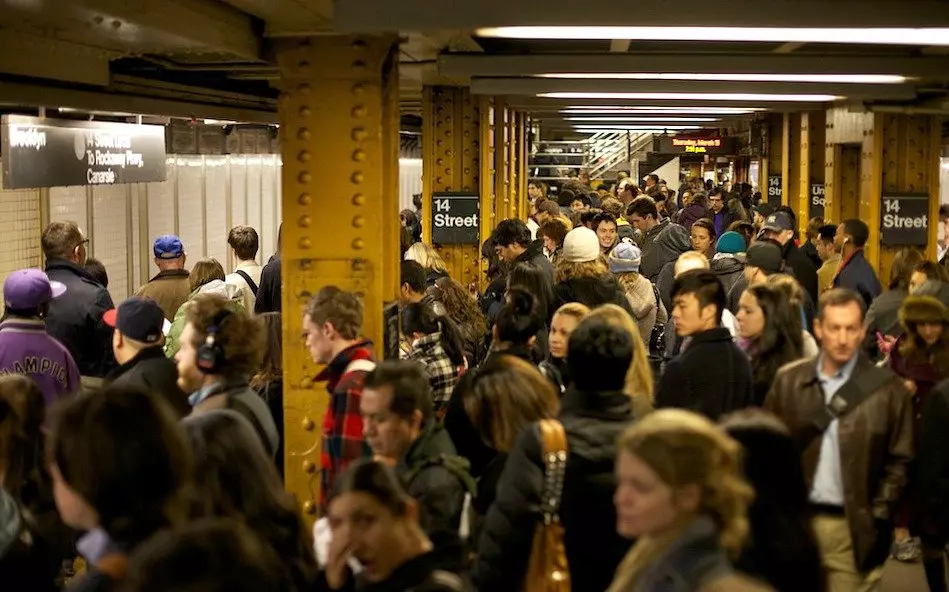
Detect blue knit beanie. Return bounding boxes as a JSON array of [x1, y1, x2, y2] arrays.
[[716, 231, 746, 255]]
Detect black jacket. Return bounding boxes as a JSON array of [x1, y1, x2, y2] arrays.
[[918, 378, 949, 546], [834, 249, 883, 310], [782, 241, 819, 304], [255, 256, 281, 314], [473, 387, 634, 592], [104, 347, 190, 417], [801, 240, 823, 271], [640, 223, 690, 282], [516, 240, 555, 285], [555, 275, 636, 318], [0, 488, 56, 592], [44, 259, 116, 378], [656, 327, 755, 420], [254, 378, 285, 479], [710, 255, 747, 313], [399, 425, 469, 538]]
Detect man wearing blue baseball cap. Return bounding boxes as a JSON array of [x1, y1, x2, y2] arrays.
[[136, 234, 191, 321], [103, 296, 189, 417], [0, 268, 81, 404]]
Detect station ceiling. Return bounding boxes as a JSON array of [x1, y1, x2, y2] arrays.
[[0, 0, 947, 132]]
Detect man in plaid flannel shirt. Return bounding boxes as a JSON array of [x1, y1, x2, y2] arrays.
[[303, 286, 375, 513]]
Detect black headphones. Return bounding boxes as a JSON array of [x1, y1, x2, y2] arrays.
[[196, 309, 233, 374]]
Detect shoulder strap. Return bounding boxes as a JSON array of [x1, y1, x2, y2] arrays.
[[810, 365, 894, 433], [537, 419, 568, 522], [235, 270, 259, 295], [405, 453, 478, 497]]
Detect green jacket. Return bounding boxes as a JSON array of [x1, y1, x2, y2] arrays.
[[164, 280, 246, 358]]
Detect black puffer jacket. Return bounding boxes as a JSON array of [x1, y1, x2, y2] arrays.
[[782, 241, 819, 304], [473, 387, 634, 592], [516, 240, 555, 284], [710, 254, 747, 313], [44, 259, 116, 378], [555, 275, 636, 318], [398, 425, 469, 538]]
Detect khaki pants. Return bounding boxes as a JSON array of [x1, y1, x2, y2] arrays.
[[812, 515, 884, 592]]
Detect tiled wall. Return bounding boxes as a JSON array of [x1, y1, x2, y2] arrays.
[[0, 154, 282, 306]]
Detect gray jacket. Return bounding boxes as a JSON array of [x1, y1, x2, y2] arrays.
[[641, 224, 691, 282], [628, 516, 736, 592]]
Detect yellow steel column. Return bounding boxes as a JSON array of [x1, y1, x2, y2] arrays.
[[507, 108, 518, 220], [516, 112, 529, 221], [870, 113, 942, 285], [493, 100, 509, 223], [276, 35, 399, 517], [480, 96, 497, 288], [796, 111, 826, 233], [422, 86, 483, 287]]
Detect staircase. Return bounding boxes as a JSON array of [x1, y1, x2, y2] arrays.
[[529, 132, 654, 182]]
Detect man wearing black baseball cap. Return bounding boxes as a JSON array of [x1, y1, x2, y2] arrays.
[[103, 296, 189, 417], [759, 210, 819, 304]]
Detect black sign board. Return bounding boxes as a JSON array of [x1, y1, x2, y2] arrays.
[[431, 192, 480, 245], [881, 193, 929, 246], [1, 115, 166, 189], [767, 175, 782, 207], [382, 301, 400, 360], [809, 183, 825, 220], [655, 136, 738, 155]]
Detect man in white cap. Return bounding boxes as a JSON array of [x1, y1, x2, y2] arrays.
[[0, 268, 80, 404]]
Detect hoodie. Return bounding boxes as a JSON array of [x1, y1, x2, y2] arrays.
[[640, 223, 691, 282], [710, 253, 747, 313], [675, 203, 708, 230], [164, 280, 247, 358]]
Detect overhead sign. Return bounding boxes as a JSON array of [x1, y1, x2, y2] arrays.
[[431, 192, 480, 245], [767, 175, 782, 207], [656, 136, 737, 155], [1, 115, 166, 189], [809, 183, 825, 220], [881, 193, 928, 246]]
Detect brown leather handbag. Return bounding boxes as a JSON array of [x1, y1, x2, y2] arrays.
[[525, 419, 571, 592]]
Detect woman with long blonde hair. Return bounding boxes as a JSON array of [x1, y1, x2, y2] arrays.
[[609, 409, 766, 592], [539, 302, 590, 393], [404, 242, 449, 287], [585, 304, 654, 418]]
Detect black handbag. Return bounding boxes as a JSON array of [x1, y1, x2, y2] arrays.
[[648, 285, 665, 375]]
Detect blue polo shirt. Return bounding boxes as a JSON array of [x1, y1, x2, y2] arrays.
[[0, 318, 81, 405]]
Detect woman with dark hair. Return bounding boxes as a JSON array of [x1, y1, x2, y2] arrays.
[[320, 459, 470, 591], [865, 247, 925, 359], [183, 410, 320, 591], [720, 409, 825, 592], [432, 276, 489, 367], [402, 301, 467, 414], [507, 262, 555, 358], [736, 284, 804, 405], [400, 208, 421, 243], [538, 219, 569, 265], [0, 376, 57, 591], [49, 386, 193, 592], [251, 312, 284, 478], [690, 218, 717, 260], [886, 296, 949, 577], [491, 288, 544, 363]]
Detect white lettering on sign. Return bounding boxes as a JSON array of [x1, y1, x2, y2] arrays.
[[9, 126, 47, 150], [87, 169, 116, 184], [811, 185, 825, 207], [882, 213, 927, 229], [434, 213, 478, 228], [434, 199, 450, 213], [884, 199, 901, 214]]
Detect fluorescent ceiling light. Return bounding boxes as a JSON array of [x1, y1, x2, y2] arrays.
[[564, 116, 720, 122], [542, 92, 840, 102], [573, 128, 685, 134], [541, 73, 907, 84], [476, 26, 949, 46], [561, 106, 762, 114], [571, 124, 702, 130]]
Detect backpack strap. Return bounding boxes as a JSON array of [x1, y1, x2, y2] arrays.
[[235, 270, 259, 296], [810, 365, 894, 433], [405, 453, 478, 498]]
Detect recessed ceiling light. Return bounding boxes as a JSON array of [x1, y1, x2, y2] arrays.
[[542, 92, 840, 102], [476, 26, 949, 46], [564, 116, 720, 122], [540, 73, 907, 84]]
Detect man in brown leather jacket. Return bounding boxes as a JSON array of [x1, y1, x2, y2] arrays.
[[764, 288, 913, 592]]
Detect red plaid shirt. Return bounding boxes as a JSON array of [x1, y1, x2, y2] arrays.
[[317, 341, 374, 513]]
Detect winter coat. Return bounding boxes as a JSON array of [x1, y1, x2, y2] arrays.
[[555, 275, 636, 319], [191, 380, 280, 459], [801, 240, 823, 271], [656, 260, 677, 315], [517, 240, 555, 283], [710, 208, 739, 238], [640, 224, 691, 282], [164, 280, 246, 358], [676, 203, 708, 230], [254, 378, 285, 479], [711, 254, 747, 313], [408, 332, 462, 414], [255, 256, 282, 314], [473, 386, 634, 592], [781, 241, 819, 305], [104, 346, 190, 417], [397, 425, 469, 539], [619, 273, 666, 345], [656, 328, 755, 420], [918, 378, 949, 546], [833, 249, 881, 310], [44, 259, 116, 378], [135, 269, 191, 321], [817, 254, 840, 296]]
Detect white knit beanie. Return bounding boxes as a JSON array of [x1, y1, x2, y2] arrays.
[[562, 227, 601, 263]]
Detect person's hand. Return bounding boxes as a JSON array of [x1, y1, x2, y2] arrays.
[[877, 334, 897, 355], [325, 528, 351, 590], [904, 379, 917, 395]]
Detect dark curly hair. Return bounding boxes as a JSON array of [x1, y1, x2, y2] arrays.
[[186, 294, 264, 377]]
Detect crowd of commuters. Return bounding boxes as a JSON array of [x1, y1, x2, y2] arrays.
[[2, 179, 949, 592]]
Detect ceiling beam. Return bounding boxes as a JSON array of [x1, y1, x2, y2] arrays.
[[438, 54, 949, 78], [469, 78, 917, 100], [334, 0, 949, 31]]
